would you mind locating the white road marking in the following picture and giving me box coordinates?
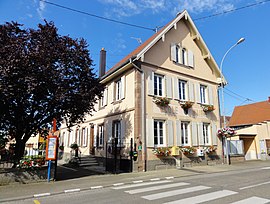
[239,181,270,190]
[163,190,237,204]
[261,167,270,170]
[64,189,80,193]
[142,185,211,200]
[33,193,51,198]
[125,182,190,194]
[113,183,124,186]
[231,196,270,204]
[133,180,143,183]
[150,178,160,181]
[90,186,103,189]
[112,180,171,190]
[165,176,174,179]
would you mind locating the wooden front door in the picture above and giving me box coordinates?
[89,125,95,155]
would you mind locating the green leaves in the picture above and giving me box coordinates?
[0,21,103,159]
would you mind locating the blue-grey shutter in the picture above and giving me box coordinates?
[167,120,174,147]
[94,124,97,147]
[121,76,125,100]
[176,121,182,146]
[146,118,154,147]
[188,81,194,102]
[106,122,112,142]
[166,76,172,99]
[148,71,154,96]
[171,43,177,62]
[173,77,179,100]
[188,50,194,67]
[104,87,108,106]
[208,86,213,105]
[191,122,198,146]
[198,122,204,145]
[211,122,218,145]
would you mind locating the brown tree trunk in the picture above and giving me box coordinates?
[13,138,26,167]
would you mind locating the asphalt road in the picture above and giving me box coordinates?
[4,164,270,204]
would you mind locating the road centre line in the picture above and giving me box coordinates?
[133,180,143,183]
[150,178,160,181]
[239,181,270,190]
[64,189,81,193]
[113,183,124,186]
[33,193,51,198]
[90,186,103,189]
[165,176,174,179]
[261,167,270,170]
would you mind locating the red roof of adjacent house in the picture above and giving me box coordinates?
[229,101,270,127]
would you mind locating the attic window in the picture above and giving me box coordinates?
[171,44,194,68]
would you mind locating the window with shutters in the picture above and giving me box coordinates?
[200,85,208,104]
[171,44,194,68]
[178,80,187,101]
[115,79,122,101]
[154,120,165,146]
[100,87,107,108]
[154,74,164,96]
[76,129,81,146]
[98,125,104,147]
[203,123,211,145]
[112,120,121,146]
[181,122,190,146]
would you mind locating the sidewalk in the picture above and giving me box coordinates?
[1,160,270,202]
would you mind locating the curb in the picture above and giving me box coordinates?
[0,176,175,203]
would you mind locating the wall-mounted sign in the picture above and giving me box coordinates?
[46,136,58,160]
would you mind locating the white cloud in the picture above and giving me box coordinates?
[37,1,46,20]
[100,0,236,17]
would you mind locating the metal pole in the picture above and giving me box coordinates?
[219,38,245,165]
[130,138,133,172]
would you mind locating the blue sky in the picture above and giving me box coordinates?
[1,0,270,116]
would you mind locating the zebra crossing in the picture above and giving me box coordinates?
[112,179,270,204]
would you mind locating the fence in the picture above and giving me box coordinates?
[105,138,133,173]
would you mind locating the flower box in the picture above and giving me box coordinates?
[201,104,215,112]
[152,147,171,157]
[203,145,217,154]
[180,146,196,155]
[217,127,236,137]
[153,97,170,107]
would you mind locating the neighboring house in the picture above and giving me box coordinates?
[60,10,223,171]
[229,100,270,160]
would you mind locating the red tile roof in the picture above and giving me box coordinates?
[229,101,270,127]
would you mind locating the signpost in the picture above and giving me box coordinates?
[46,135,58,182]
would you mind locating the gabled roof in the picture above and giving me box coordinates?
[102,10,223,82]
[229,101,270,127]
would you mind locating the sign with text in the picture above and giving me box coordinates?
[46,136,58,160]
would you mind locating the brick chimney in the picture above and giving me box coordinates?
[99,48,106,78]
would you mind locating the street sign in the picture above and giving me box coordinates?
[46,136,58,161]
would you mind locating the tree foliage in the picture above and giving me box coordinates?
[0,21,103,161]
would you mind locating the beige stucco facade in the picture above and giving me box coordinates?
[230,122,270,160]
[59,11,223,171]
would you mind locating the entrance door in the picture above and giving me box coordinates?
[89,125,95,155]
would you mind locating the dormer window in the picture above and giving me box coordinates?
[171,44,194,68]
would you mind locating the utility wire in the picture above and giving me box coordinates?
[194,0,270,21]
[224,88,254,102]
[39,0,156,32]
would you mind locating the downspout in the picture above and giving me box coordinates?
[130,59,147,172]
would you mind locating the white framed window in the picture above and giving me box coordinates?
[154,74,164,96]
[113,120,121,146]
[178,80,187,101]
[100,87,107,107]
[154,120,165,146]
[181,122,190,146]
[82,128,87,147]
[115,79,122,101]
[98,125,104,147]
[200,85,208,104]
[182,48,188,66]
[203,123,210,145]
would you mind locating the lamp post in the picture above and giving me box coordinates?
[220,37,245,165]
